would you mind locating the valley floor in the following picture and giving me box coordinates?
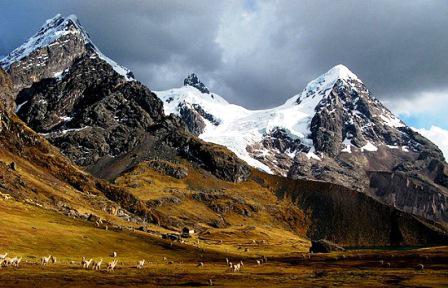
[1,199,447,287]
[0,251,447,287]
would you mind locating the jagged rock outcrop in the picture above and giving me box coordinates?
[184,73,210,94]
[145,160,188,179]
[179,104,206,136]
[0,68,14,112]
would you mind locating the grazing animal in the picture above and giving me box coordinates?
[233,263,241,272]
[228,262,233,269]
[197,261,204,267]
[2,258,12,267]
[416,264,424,271]
[41,255,53,266]
[107,259,118,271]
[93,259,103,270]
[137,259,145,269]
[0,253,7,260]
[83,258,93,269]
[12,257,22,267]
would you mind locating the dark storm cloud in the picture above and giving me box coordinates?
[1,0,447,110]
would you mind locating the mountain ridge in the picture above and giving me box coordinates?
[2,13,447,233]
[156,65,448,224]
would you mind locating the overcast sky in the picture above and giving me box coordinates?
[1,0,447,133]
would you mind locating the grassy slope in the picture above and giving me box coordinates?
[1,199,447,288]
[115,160,310,249]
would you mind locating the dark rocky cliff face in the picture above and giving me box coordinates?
[14,56,249,182]
[256,170,448,246]
[2,15,250,183]
[184,73,210,94]
[0,68,14,112]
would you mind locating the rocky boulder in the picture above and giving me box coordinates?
[310,239,345,253]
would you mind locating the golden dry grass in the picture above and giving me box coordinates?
[114,160,309,237]
[1,199,447,287]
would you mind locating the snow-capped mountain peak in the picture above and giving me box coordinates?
[289,64,361,106]
[156,65,435,180]
[0,14,81,69]
[1,14,133,84]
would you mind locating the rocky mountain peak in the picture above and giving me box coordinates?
[184,73,210,94]
[1,14,133,94]
[0,14,86,70]
[295,64,361,105]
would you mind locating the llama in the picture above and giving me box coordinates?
[2,257,12,267]
[137,259,145,269]
[83,258,93,269]
[41,255,53,266]
[12,257,22,267]
[107,259,118,271]
[93,259,103,270]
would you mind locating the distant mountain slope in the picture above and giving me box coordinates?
[0,67,154,224]
[1,14,250,183]
[156,67,448,224]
